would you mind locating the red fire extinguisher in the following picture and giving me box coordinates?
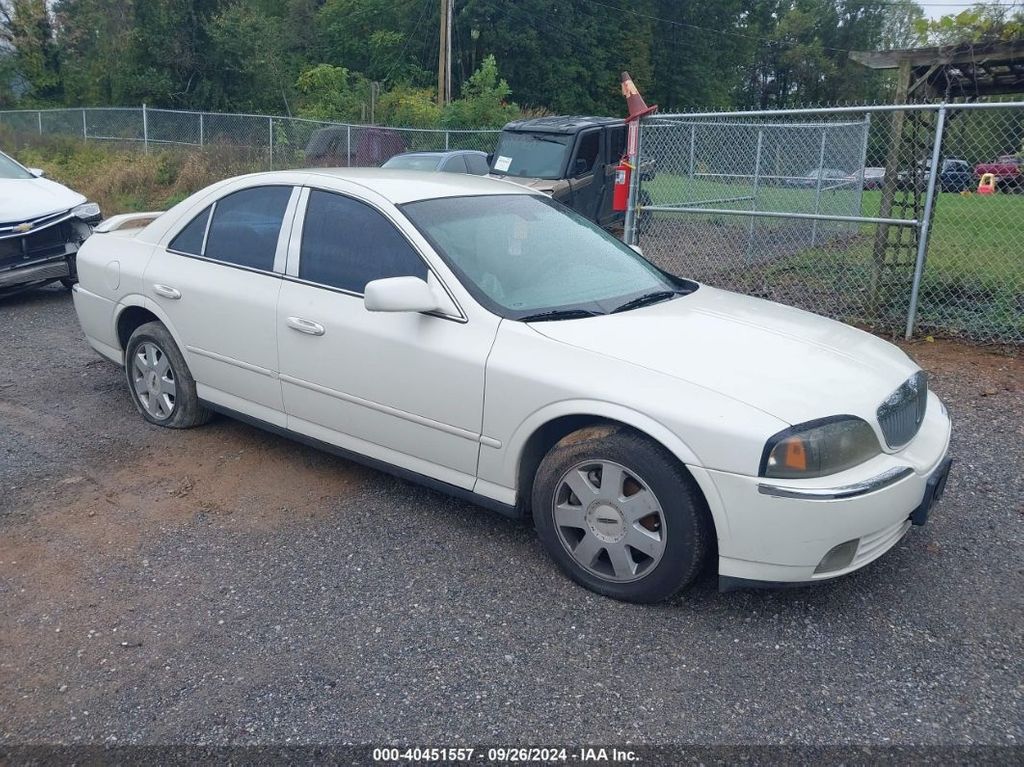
[613,157,632,212]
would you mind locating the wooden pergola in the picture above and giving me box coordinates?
[849,41,1024,322]
[850,40,1024,102]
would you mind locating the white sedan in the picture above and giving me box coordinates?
[1,149,101,295]
[72,170,952,602]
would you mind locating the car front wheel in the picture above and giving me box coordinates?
[532,426,711,603]
[125,321,212,429]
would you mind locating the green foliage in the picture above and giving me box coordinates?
[377,85,442,128]
[295,64,368,122]
[2,0,62,103]
[914,4,1024,46]
[442,55,518,128]
[1,0,973,118]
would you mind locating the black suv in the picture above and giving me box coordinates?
[488,116,650,229]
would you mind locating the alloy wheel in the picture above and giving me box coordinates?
[130,341,176,420]
[552,460,667,583]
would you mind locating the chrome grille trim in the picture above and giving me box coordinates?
[0,211,74,240]
[877,371,928,449]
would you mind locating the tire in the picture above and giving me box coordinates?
[124,321,212,429]
[532,425,712,603]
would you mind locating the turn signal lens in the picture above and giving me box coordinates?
[762,417,882,479]
[781,438,808,471]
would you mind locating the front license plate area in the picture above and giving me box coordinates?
[910,457,953,527]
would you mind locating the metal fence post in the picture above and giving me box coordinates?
[268,116,274,169]
[346,125,352,167]
[905,104,947,341]
[689,124,695,178]
[199,113,204,148]
[142,103,149,153]
[37,110,43,135]
[82,109,87,141]
[745,128,764,262]
[623,119,645,246]
[445,130,450,150]
[810,128,827,247]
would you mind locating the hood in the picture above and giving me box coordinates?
[0,177,87,223]
[529,285,919,427]
[486,174,566,196]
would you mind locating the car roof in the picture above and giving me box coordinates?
[501,115,623,134]
[302,167,536,203]
[389,150,487,159]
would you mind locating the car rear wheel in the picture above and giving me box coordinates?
[125,321,212,429]
[532,426,711,603]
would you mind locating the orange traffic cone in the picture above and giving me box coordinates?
[621,71,658,122]
[977,173,996,195]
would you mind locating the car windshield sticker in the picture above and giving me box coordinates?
[494,155,512,172]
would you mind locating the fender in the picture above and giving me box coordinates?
[488,398,733,544]
[112,294,191,364]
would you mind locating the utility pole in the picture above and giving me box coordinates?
[437,0,453,106]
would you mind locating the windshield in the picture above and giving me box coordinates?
[0,151,33,180]
[490,132,571,179]
[382,154,441,171]
[402,194,687,319]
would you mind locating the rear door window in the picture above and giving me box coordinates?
[442,155,469,174]
[465,153,490,175]
[203,186,292,271]
[169,206,211,256]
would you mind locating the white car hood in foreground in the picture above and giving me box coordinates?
[530,285,920,427]
[0,177,86,222]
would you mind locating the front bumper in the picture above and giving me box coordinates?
[0,213,96,290]
[0,256,72,289]
[702,392,952,586]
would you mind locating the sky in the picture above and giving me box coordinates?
[919,0,1022,18]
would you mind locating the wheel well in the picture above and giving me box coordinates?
[116,306,160,350]
[515,417,706,512]
[516,415,720,571]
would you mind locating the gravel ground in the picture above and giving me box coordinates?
[1,285,1021,747]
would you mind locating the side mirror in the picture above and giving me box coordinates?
[486,153,494,166]
[27,167,45,178]
[573,158,589,176]
[364,276,441,313]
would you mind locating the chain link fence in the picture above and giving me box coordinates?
[634,102,1024,345]
[2,104,1022,344]
[0,106,500,169]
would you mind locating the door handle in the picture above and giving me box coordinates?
[286,316,325,336]
[152,284,181,300]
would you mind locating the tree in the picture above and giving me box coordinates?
[294,63,368,122]
[915,4,1024,46]
[1,0,62,103]
[208,1,296,113]
[442,54,517,128]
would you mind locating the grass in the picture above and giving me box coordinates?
[643,174,1024,343]
[1,130,270,216]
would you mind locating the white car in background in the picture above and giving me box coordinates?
[0,148,101,296]
[71,170,952,602]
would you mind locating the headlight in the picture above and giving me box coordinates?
[760,417,881,479]
[71,202,102,220]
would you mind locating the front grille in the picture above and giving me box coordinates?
[0,222,74,271]
[877,371,928,449]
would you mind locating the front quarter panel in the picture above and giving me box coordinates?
[477,320,788,499]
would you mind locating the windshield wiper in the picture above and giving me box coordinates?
[611,290,681,314]
[518,308,601,322]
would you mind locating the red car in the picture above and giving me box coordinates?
[974,155,1022,188]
